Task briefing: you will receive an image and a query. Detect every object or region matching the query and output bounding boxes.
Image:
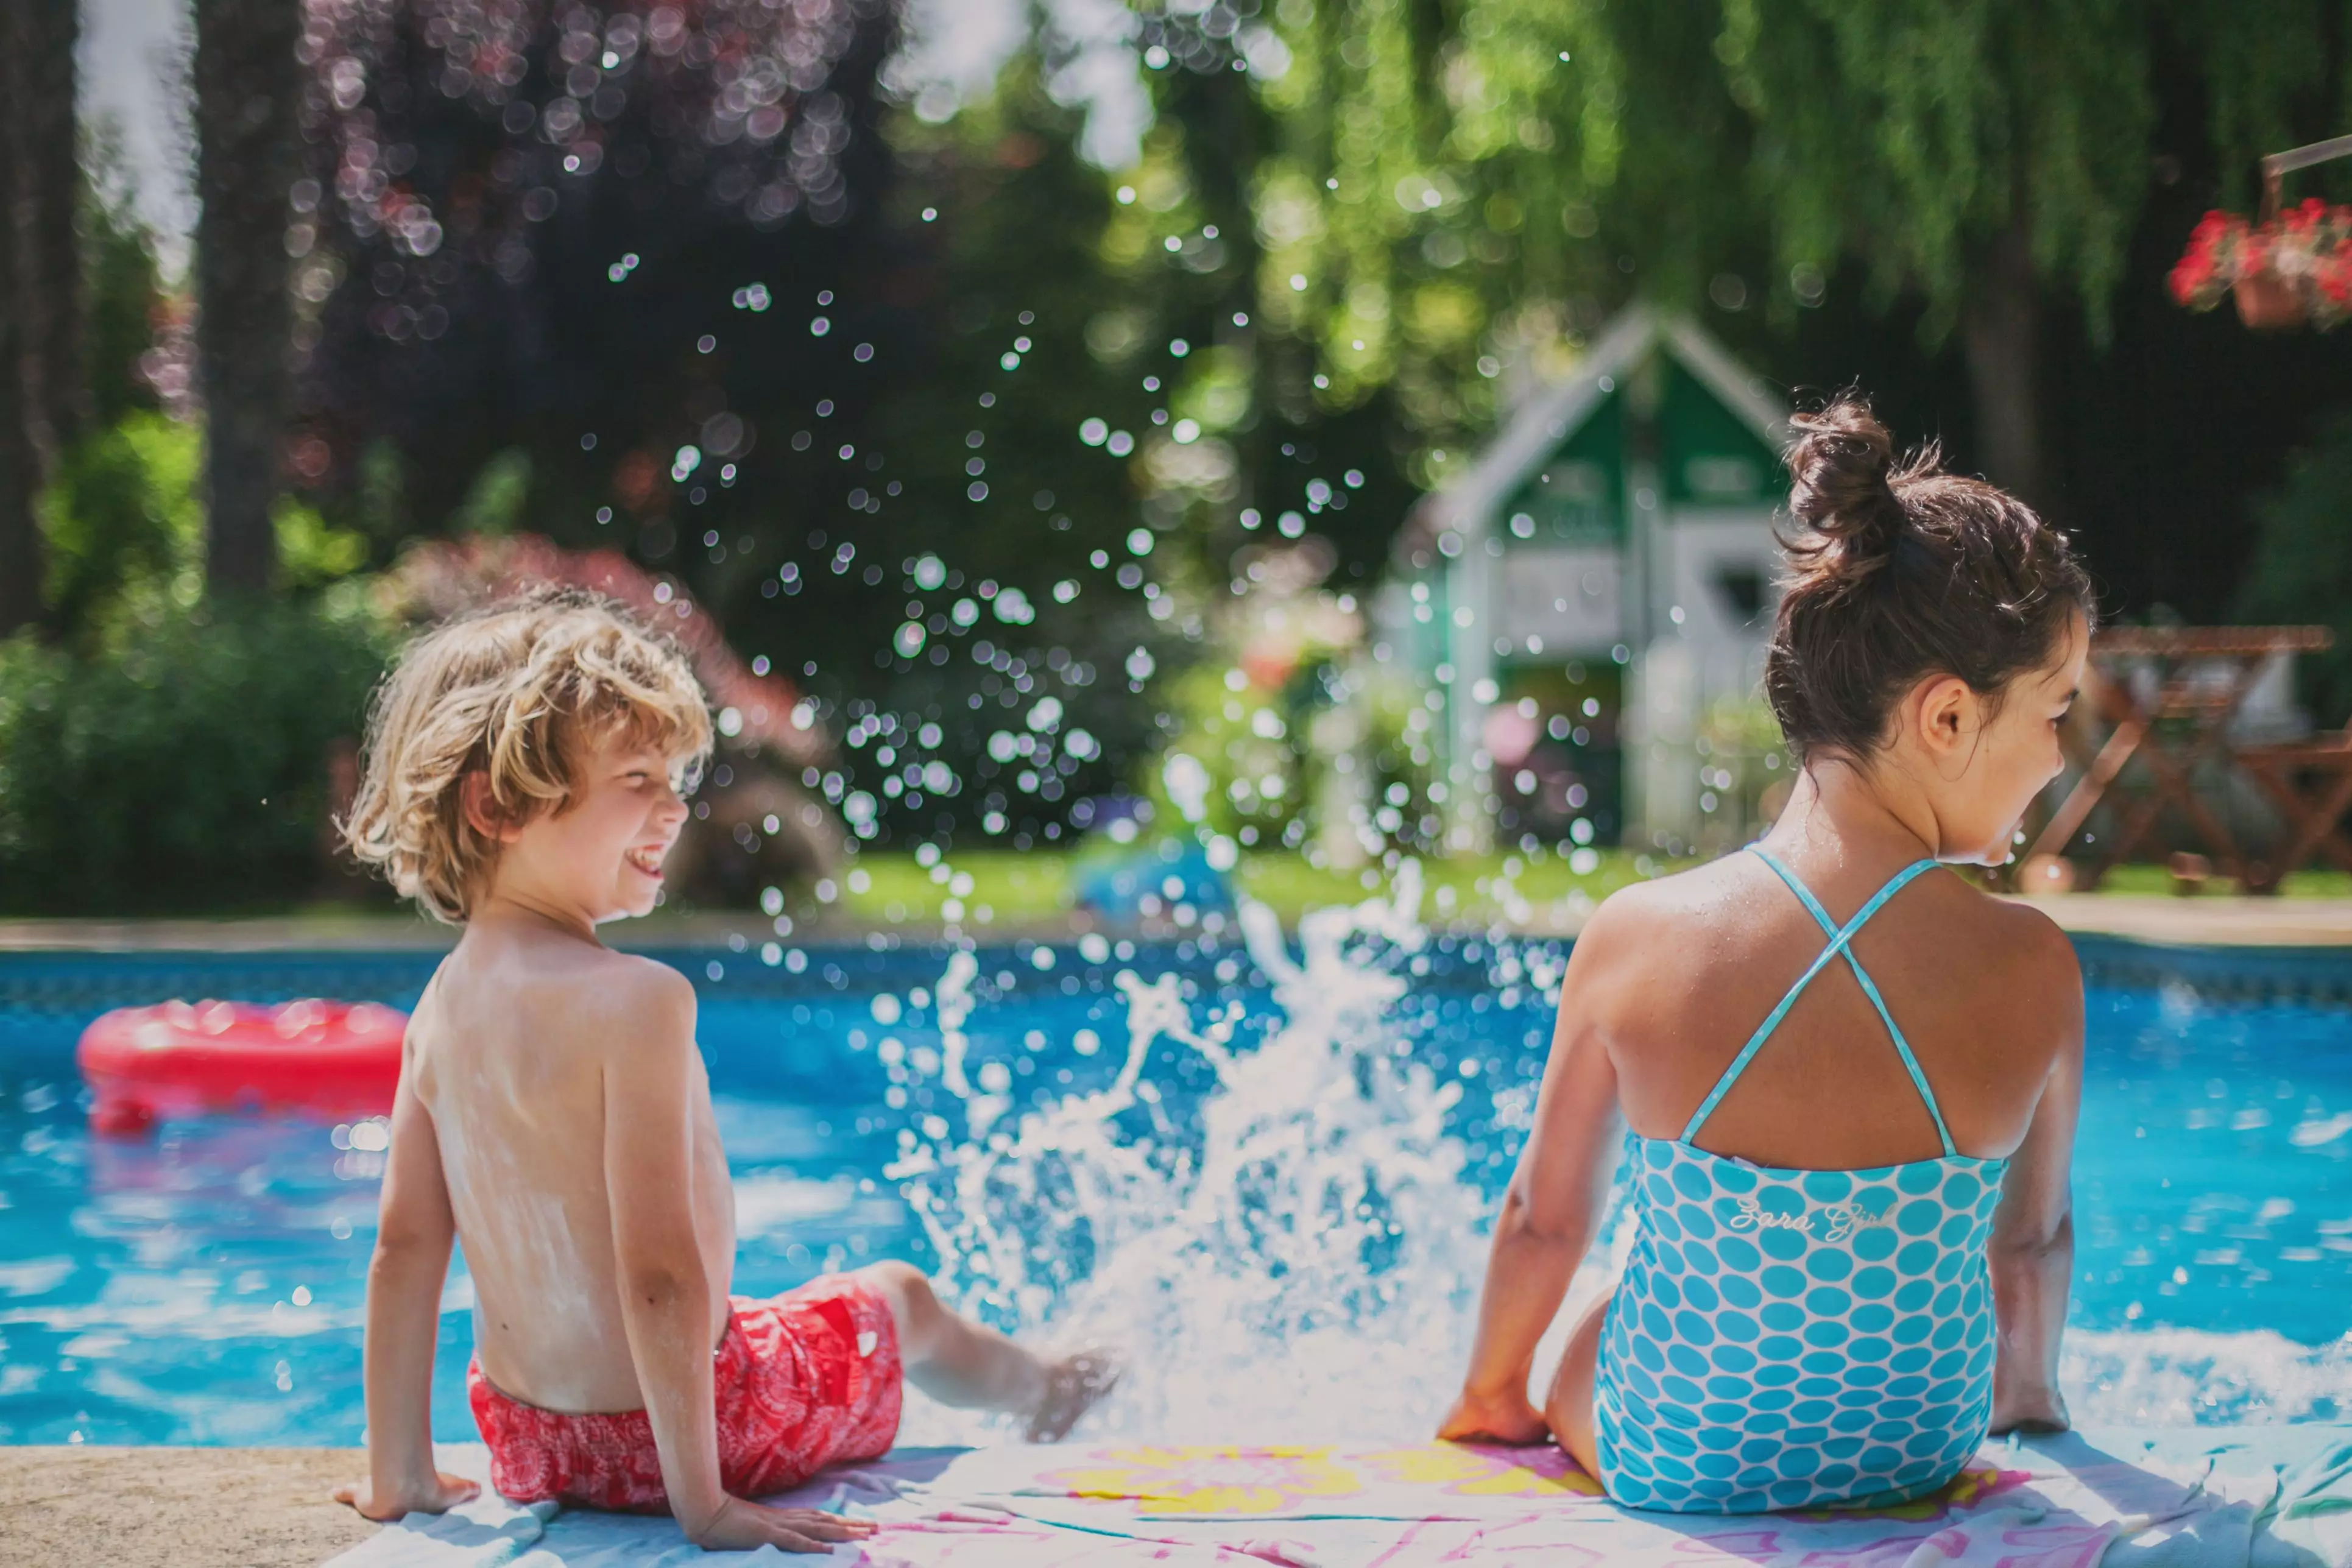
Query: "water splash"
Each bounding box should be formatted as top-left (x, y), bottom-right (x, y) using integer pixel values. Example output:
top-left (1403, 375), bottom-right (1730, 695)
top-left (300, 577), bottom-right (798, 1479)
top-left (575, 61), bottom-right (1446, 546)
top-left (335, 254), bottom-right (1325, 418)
top-left (2063, 1328), bottom-right (2350, 1424)
top-left (889, 864), bottom-right (1556, 1441)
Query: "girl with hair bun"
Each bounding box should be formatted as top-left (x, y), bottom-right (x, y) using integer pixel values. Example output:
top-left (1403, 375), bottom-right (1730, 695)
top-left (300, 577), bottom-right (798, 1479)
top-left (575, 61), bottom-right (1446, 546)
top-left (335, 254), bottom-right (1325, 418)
top-left (1442, 398), bottom-right (2094, 1514)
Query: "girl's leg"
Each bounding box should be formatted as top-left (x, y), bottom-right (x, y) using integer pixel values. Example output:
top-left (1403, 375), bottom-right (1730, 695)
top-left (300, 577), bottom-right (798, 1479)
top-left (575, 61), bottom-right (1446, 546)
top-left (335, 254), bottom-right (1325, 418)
top-left (854, 1261), bottom-right (1114, 1440)
top-left (1543, 1288), bottom-right (1612, 1478)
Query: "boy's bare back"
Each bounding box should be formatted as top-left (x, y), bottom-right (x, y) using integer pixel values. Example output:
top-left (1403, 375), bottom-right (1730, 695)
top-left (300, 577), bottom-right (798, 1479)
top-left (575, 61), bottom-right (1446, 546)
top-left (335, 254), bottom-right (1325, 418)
top-left (403, 925), bottom-right (735, 1414)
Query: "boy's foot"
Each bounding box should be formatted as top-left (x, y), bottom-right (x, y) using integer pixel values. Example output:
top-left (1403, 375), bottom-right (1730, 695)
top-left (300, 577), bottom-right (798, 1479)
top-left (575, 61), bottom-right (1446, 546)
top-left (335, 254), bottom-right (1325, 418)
top-left (1025, 1349), bottom-right (1120, 1443)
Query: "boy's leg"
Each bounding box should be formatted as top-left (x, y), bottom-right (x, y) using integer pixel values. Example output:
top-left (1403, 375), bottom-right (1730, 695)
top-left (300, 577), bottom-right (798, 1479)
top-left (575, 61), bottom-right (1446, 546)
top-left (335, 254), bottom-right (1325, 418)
top-left (853, 1260), bottom-right (1047, 1410)
top-left (852, 1260), bottom-right (1115, 1440)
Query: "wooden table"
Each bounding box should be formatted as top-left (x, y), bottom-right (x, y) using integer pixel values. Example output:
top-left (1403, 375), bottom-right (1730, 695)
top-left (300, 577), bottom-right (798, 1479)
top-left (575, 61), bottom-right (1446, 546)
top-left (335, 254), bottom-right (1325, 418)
top-left (2021, 626), bottom-right (2333, 891)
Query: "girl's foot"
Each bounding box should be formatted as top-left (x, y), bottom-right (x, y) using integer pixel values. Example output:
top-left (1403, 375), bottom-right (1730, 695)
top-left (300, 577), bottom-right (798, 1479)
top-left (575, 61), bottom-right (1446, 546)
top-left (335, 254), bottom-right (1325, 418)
top-left (1026, 1349), bottom-right (1120, 1441)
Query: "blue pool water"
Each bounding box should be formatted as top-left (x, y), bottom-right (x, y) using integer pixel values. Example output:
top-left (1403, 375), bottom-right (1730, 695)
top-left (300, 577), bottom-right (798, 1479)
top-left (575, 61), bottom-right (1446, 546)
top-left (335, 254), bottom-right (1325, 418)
top-left (0, 921), bottom-right (2347, 1446)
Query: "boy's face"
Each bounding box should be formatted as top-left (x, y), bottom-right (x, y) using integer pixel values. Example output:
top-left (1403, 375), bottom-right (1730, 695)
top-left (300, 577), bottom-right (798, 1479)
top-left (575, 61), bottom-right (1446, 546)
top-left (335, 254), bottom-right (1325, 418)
top-left (493, 726), bottom-right (694, 923)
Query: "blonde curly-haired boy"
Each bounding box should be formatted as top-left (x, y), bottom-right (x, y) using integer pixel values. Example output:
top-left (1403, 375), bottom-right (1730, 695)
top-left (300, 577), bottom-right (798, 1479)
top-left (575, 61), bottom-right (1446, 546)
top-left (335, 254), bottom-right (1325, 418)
top-left (334, 592), bottom-right (1109, 1552)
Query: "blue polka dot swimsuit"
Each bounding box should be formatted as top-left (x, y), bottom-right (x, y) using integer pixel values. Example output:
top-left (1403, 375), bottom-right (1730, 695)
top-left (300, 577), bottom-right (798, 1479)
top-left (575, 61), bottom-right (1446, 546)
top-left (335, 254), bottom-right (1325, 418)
top-left (1592, 848), bottom-right (2007, 1514)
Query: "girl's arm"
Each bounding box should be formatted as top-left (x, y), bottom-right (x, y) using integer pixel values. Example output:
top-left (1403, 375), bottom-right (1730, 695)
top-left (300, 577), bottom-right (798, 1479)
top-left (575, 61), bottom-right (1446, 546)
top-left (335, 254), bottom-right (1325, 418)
top-left (1986, 946), bottom-right (2084, 1435)
top-left (1438, 911), bottom-right (1626, 1443)
top-left (337, 1042), bottom-right (479, 1520)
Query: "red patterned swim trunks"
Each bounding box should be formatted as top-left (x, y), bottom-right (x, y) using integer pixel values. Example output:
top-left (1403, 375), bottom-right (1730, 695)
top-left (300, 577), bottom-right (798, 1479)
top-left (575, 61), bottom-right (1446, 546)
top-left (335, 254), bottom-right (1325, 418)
top-left (467, 1273), bottom-right (903, 1513)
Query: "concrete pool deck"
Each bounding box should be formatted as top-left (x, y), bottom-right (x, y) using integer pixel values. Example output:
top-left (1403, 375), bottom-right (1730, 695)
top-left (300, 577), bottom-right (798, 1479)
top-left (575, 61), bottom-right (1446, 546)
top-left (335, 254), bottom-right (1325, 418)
top-left (5, 891), bottom-right (2352, 951)
top-left (0, 1444), bottom-right (376, 1566)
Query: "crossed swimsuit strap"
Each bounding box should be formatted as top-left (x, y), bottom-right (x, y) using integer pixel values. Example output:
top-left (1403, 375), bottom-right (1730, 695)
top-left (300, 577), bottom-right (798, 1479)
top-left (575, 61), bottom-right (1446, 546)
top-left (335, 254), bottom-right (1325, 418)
top-left (1679, 846), bottom-right (1957, 1156)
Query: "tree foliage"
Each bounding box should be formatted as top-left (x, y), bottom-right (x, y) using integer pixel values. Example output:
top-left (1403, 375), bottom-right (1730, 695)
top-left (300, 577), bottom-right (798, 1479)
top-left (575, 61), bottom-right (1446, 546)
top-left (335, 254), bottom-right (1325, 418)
top-left (1199, 0), bottom-right (2352, 489)
top-left (294, 6), bottom-right (1200, 846)
top-left (294, 0), bottom-right (895, 531)
top-left (2233, 409), bottom-right (2352, 724)
top-left (755, 52), bottom-right (1184, 848)
top-left (81, 135), bottom-right (169, 431)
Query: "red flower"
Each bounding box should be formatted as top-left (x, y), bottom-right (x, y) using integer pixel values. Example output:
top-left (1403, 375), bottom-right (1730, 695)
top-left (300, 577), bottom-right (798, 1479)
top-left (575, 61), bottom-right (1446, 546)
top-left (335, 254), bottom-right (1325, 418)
top-left (2316, 246), bottom-right (2352, 309)
top-left (2168, 210), bottom-right (2246, 308)
top-left (2172, 199), bottom-right (2352, 326)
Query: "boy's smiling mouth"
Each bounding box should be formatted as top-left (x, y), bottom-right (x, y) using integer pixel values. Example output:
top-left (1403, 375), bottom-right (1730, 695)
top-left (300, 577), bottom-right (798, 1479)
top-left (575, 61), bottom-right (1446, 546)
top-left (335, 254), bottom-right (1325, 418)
top-left (624, 846), bottom-right (666, 879)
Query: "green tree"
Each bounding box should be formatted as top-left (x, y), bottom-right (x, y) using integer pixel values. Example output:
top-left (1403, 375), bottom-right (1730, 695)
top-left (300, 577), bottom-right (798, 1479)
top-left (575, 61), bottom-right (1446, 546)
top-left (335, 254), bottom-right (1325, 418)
top-left (1227, 0), bottom-right (2350, 508)
top-left (2234, 411), bottom-right (2352, 724)
top-left (39, 414), bottom-right (203, 642)
top-left (0, 1), bottom-right (63, 634)
top-left (192, 0), bottom-right (302, 593)
top-left (82, 128), bottom-right (167, 429)
top-left (1209, 0), bottom-right (1754, 494)
top-left (774, 46), bottom-right (1183, 846)
top-left (1715, 1), bottom-right (2164, 504)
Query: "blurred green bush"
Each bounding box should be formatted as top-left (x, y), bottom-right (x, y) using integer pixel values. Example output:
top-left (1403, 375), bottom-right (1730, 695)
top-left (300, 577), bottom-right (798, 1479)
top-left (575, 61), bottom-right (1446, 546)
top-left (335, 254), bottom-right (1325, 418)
top-left (2233, 410), bottom-right (2352, 727)
top-left (38, 411), bottom-right (369, 642)
top-left (38, 411), bottom-right (203, 638)
top-left (0, 595), bottom-right (390, 914)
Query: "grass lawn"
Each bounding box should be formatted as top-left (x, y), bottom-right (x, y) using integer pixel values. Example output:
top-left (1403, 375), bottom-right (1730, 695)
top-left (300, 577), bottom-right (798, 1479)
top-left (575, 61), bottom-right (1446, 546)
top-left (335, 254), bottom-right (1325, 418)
top-left (28, 847), bottom-right (2347, 939)
top-left (2088, 863), bottom-right (2352, 899)
top-left (827, 846), bottom-right (2352, 930)
top-left (832, 850), bottom-right (1078, 925)
top-left (828, 845), bottom-right (1681, 928)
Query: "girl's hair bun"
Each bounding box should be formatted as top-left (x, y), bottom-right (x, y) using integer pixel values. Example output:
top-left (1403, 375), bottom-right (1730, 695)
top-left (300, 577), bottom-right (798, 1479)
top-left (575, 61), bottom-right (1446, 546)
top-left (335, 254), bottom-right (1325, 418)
top-left (1785, 400), bottom-right (1902, 564)
top-left (1765, 391), bottom-right (2095, 764)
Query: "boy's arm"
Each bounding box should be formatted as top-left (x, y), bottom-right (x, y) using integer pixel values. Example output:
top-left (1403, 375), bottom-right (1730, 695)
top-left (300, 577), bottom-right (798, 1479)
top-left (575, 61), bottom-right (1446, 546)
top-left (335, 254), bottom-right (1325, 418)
top-left (339, 1036), bottom-right (479, 1520)
top-left (1988, 939), bottom-right (2083, 1435)
top-left (1439, 901), bottom-right (1626, 1443)
top-left (601, 966), bottom-right (869, 1555)
top-left (601, 966), bottom-right (729, 1529)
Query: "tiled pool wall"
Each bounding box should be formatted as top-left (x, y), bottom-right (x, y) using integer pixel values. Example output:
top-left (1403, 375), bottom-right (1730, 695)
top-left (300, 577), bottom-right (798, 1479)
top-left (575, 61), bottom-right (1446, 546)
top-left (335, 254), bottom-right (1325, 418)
top-left (4, 930), bottom-right (2351, 1020)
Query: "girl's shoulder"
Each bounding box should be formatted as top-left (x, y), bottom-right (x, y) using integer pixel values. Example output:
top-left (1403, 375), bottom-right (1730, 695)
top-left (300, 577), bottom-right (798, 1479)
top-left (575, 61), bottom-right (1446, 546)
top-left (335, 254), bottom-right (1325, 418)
top-left (1580, 852), bottom-right (2079, 991)
top-left (1581, 850), bottom-right (1776, 930)
top-left (1880, 860), bottom-right (2082, 986)
top-left (1569, 853), bottom-right (1767, 971)
top-left (1953, 880), bottom-right (2083, 999)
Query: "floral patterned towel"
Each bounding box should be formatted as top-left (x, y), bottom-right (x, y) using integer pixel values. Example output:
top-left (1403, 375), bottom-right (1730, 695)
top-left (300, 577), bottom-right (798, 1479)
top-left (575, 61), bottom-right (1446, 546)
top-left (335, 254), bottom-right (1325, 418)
top-left (330, 1427), bottom-right (2352, 1567)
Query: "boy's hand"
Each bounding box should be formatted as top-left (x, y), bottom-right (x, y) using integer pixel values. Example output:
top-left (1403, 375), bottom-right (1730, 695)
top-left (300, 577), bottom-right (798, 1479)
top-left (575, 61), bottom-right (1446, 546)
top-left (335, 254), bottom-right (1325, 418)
top-left (685, 1496), bottom-right (880, 1554)
top-left (333, 1471), bottom-right (481, 1521)
top-left (1437, 1387), bottom-right (1550, 1446)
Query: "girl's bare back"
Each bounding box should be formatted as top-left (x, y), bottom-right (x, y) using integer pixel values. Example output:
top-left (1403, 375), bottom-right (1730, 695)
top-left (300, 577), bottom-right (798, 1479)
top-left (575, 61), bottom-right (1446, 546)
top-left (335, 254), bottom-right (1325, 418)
top-left (1586, 845), bottom-right (2079, 1170)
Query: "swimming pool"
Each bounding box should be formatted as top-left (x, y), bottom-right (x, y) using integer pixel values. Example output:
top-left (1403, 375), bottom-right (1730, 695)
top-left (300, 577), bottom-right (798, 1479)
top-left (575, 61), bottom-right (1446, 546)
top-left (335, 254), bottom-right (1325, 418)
top-left (0, 908), bottom-right (2345, 1446)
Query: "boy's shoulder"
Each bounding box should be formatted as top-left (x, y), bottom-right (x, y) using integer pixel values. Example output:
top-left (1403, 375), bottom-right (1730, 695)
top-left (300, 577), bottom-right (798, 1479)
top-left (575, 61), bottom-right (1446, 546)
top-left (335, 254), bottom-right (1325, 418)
top-left (431, 935), bottom-right (697, 1047)
top-left (557, 944), bottom-right (699, 1028)
top-left (572, 940), bottom-right (696, 990)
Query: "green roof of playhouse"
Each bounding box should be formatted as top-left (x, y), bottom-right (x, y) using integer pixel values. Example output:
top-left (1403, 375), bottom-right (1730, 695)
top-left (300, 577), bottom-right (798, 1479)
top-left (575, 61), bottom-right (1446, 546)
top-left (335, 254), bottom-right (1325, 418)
top-left (1397, 303), bottom-right (1790, 563)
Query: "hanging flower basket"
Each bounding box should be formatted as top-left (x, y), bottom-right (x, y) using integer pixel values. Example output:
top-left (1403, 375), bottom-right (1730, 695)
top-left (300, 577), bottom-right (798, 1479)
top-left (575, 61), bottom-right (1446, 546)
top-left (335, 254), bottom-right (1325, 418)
top-left (2170, 199), bottom-right (2352, 330)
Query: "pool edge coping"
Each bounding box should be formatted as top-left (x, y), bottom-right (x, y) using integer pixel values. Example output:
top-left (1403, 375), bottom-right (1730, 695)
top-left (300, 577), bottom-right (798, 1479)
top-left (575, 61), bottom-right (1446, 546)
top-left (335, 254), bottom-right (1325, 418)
top-left (5, 894), bottom-right (2352, 952)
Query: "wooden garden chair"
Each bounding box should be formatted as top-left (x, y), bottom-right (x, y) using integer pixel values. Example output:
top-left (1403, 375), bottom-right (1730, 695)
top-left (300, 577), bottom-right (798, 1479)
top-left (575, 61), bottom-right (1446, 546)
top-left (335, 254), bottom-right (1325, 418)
top-left (2232, 730), bottom-right (2352, 892)
top-left (2019, 626), bottom-right (2333, 890)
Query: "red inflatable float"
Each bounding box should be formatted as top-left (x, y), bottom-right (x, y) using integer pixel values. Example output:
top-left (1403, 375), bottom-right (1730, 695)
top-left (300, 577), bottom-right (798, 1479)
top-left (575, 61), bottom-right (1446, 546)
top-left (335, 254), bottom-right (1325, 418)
top-left (79, 998), bottom-right (408, 1135)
